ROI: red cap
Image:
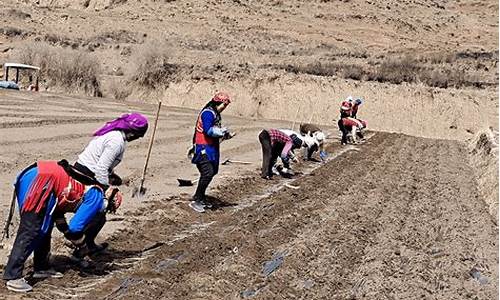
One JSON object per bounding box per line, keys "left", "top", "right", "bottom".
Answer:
{"left": 212, "top": 91, "right": 231, "bottom": 104}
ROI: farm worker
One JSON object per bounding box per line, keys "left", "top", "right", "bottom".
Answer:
{"left": 259, "top": 129, "right": 303, "bottom": 179}
{"left": 299, "top": 123, "right": 328, "bottom": 160}
{"left": 189, "top": 92, "right": 235, "bottom": 213}
{"left": 73, "top": 112, "right": 148, "bottom": 256}
{"left": 350, "top": 98, "right": 364, "bottom": 119}
{"left": 342, "top": 118, "right": 367, "bottom": 144}
{"left": 3, "top": 160, "right": 123, "bottom": 293}
{"left": 279, "top": 129, "right": 324, "bottom": 162}
{"left": 338, "top": 97, "right": 353, "bottom": 145}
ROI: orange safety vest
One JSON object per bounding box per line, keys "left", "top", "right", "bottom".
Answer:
{"left": 193, "top": 108, "right": 220, "bottom": 146}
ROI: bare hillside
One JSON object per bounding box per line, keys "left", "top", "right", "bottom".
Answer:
{"left": 0, "top": 0, "right": 498, "bottom": 139}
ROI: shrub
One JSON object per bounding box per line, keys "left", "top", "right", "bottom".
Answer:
{"left": 371, "top": 56, "right": 422, "bottom": 84}
{"left": 0, "top": 26, "right": 25, "bottom": 37}
{"left": 11, "top": 43, "right": 102, "bottom": 96}
{"left": 131, "top": 42, "right": 178, "bottom": 89}
{"left": 109, "top": 79, "right": 131, "bottom": 100}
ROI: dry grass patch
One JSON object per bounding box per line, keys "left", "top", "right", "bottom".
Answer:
{"left": 277, "top": 54, "right": 487, "bottom": 89}
{"left": 130, "top": 42, "right": 179, "bottom": 89}
{"left": 11, "top": 42, "right": 102, "bottom": 96}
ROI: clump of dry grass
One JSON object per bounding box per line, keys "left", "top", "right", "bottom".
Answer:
{"left": 0, "top": 26, "right": 26, "bottom": 37}
{"left": 130, "top": 42, "right": 179, "bottom": 89}
{"left": 11, "top": 42, "right": 102, "bottom": 96}
{"left": 108, "top": 79, "right": 132, "bottom": 100}
{"left": 278, "top": 54, "right": 482, "bottom": 89}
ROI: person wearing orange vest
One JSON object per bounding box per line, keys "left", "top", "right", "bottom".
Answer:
{"left": 3, "top": 161, "right": 123, "bottom": 293}
{"left": 189, "top": 92, "right": 234, "bottom": 213}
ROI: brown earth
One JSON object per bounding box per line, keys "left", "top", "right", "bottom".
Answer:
{"left": 0, "top": 0, "right": 498, "bottom": 299}
{"left": 0, "top": 129, "right": 497, "bottom": 299}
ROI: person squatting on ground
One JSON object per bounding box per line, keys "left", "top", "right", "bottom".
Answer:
{"left": 2, "top": 160, "right": 123, "bottom": 293}
{"left": 298, "top": 123, "right": 327, "bottom": 161}
{"left": 72, "top": 112, "right": 148, "bottom": 257}
{"left": 189, "top": 92, "right": 235, "bottom": 213}
{"left": 259, "top": 129, "right": 303, "bottom": 179}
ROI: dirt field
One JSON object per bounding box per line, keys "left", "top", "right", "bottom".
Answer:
{"left": 0, "top": 90, "right": 497, "bottom": 299}
{"left": 0, "top": 0, "right": 498, "bottom": 298}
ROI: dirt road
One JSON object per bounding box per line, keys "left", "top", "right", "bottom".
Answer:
{"left": 1, "top": 125, "right": 495, "bottom": 299}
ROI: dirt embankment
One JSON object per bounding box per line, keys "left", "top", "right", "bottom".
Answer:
{"left": 151, "top": 76, "right": 498, "bottom": 141}
{"left": 468, "top": 128, "right": 499, "bottom": 223}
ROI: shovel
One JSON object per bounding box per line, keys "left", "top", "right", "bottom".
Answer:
{"left": 177, "top": 178, "right": 199, "bottom": 187}
{"left": 221, "top": 158, "right": 252, "bottom": 165}
{"left": 132, "top": 100, "right": 162, "bottom": 198}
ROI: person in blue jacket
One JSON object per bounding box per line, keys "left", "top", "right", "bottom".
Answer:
{"left": 189, "top": 92, "right": 235, "bottom": 213}
{"left": 3, "top": 161, "right": 122, "bottom": 293}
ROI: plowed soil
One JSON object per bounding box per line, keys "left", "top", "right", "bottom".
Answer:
{"left": 0, "top": 90, "right": 496, "bottom": 300}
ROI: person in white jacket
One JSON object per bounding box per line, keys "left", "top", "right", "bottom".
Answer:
{"left": 72, "top": 112, "right": 148, "bottom": 256}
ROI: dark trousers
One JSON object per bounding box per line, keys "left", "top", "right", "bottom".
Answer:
{"left": 84, "top": 211, "right": 106, "bottom": 248}
{"left": 259, "top": 130, "right": 284, "bottom": 178}
{"left": 193, "top": 155, "right": 217, "bottom": 202}
{"left": 3, "top": 211, "right": 52, "bottom": 280}
{"left": 338, "top": 119, "right": 349, "bottom": 144}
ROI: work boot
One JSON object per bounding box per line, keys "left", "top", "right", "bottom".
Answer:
{"left": 6, "top": 278, "right": 32, "bottom": 293}
{"left": 189, "top": 200, "right": 205, "bottom": 213}
{"left": 33, "top": 269, "right": 63, "bottom": 279}
{"left": 87, "top": 242, "right": 109, "bottom": 256}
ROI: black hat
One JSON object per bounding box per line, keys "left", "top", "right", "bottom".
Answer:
{"left": 290, "top": 134, "right": 303, "bottom": 149}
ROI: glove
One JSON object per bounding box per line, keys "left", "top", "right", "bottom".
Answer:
{"left": 108, "top": 173, "right": 122, "bottom": 186}
{"left": 222, "top": 131, "right": 236, "bottom": 141}
{"left": 287, "top": 151, "right": 299, "bottom": 163}
{"left": 320, "top": 151, "right": 327, "bottom": 161}
{"left": 281, "top": 156, "right": 290, "bottom": 168}
{"left": 105, "top": 187, "right": 122, "bottom": 213}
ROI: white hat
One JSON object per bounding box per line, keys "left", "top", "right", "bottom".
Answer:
{"left": 314, "top": 131, "right": 325, "bottom": 142}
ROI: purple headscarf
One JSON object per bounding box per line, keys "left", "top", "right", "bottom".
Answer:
{"left": 94, "top": 112, "right": 149, "bottom": 137}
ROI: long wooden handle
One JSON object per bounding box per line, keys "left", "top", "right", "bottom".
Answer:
{"left": 139, "top": 100, "right": 162, "bottom": 188}
{"left": 2, "top": 190, "right": 17, "bottom": 240}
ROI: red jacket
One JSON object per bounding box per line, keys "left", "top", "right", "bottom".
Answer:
{"left": 23, "top": 161, "right": 87, "bottom": 213}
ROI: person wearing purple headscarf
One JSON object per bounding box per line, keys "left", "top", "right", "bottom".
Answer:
{"left": 65, "top": 112, "right": 148, "bottom": 261}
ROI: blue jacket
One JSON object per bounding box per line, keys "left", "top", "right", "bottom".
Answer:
{"left": 192, "top": 107, "right": 225, "bottom": 165}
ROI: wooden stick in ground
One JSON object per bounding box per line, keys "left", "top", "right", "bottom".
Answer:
{"left": 291, "top": 105, "right": 301, "bottom": 131}
{"left": 136, "top": 100, "right": 162, "bottom": 196}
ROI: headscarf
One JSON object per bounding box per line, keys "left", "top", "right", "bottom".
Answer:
{"left": 212, "top": 91, "right": 231, "bottom": 105}
{"left": 94, "top": 112, "right": 149, "bottom": 137}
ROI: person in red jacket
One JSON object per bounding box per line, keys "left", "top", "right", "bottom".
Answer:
{"left": 342, "top": 118, "right": 367, "bottom": 144}
{"left": 338, "top": 97, "right": 353, "bottom": 145}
